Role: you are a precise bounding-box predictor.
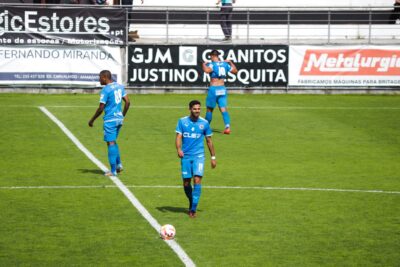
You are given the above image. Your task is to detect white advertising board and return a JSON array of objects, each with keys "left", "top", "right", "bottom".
[
  {"left": 289, "top": 46, "right": 400, "bottom": 87},
  {"left": 0, "top": 46, "right": 123, "bottom": 85}
]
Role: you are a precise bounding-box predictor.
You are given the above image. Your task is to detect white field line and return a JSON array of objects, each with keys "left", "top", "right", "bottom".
[
  {"left": 1, "top": 105, "right": 400, "bottom": 110},
  {"left": 1, "top": 184, "right": 400, "bottom": 195},
  {"left": 38, "top": 106, "right": 195, "bottom": 267}
]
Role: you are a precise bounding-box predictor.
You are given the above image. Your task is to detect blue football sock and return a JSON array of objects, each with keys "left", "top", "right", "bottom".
[
  {"left": 205, "top": 111, "right": 213, "bottom": 124},
  {"left": 107, "top": 144, "right": 118, "bottom": 174},
  {"left": 115, "top": 143, "right": 121, "bottom": 166},
  {"left": 222, "top": 111, "right": 231, "bottom": 128},
  {"left": 191, "top": 184, "right": 202, "bottom": 212},
  {"left": 183, "top": 185, "right": 193, "bottom": 210}
]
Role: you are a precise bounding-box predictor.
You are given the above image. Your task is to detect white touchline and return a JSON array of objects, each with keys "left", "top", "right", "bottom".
[
  {"left": 38, "top": 106, "right": 195, "bottom": 267},
  {"left": 1, "top": 184, "right": 400, "bottom": 195}
]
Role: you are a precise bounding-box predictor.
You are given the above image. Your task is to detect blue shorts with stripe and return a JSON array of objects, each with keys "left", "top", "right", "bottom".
[
  {"left": 206, "top": 85, "right": 228, "bottom": 109},
  {"left": 180, "top": 155, "right": 205, "bottom": 179},
  {"left": 103, "top": 119, "right": 123, "bottom": 142}
]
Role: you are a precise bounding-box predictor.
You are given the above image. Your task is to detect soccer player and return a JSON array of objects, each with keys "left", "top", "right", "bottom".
[
  {"left": 88, "top": 70, "right": 130, "bottom": 176},
  {"left": 175, "top": 100, "right": 216, "bottom": 218},
  {"left": 202, "top": 49, "right": 237, "bottom": 134}
]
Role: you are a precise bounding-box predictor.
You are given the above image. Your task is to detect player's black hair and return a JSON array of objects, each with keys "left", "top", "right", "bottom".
[
  {"left": 209, "top": 49, "right": 220, "bottom": 56},
  {"left": 100, "top": 70, "right": 112, "bottom": 80},
  {"left": 189, "top": 100, "right": 201, "bottom": 109}
]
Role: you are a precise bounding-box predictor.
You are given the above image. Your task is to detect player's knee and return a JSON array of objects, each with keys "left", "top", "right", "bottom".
[
  {"left": 107, "top": 141, "right": 116, "bottom": 146},
  {"left": 194, "top": 176, "right": 202, "bottom": 184},
  {"left": 183, "top": 179, "right": 191, "bottom": 187}
]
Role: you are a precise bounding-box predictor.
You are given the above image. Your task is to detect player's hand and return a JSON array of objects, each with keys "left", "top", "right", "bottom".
[
  {"left": 211, "top": 159, "right": 216, "bottom": 169},
  {"left": 177, "top": 149, "right": 184, "bottom": 158},
  {"left": 88, "top": 121, "right": 94, "bottom": 127}
]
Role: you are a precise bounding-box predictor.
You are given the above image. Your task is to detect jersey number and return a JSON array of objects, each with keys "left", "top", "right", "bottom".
[
  {"left": 218, "top": 67, "right": 226, "bottom": 77},
  {"left": 114, "top": 89, "right": 122, "bottom": 104}
]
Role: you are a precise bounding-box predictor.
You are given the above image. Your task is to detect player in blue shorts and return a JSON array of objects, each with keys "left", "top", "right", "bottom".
[
  {"left": 202, "top": 49, "right": 237, "bottom": 134},
  {"left": 175, "top": 100, "right": 216, "bottom": 218},
  {"left": 88, "top": 70, "right": 130, "bottom": 176}
]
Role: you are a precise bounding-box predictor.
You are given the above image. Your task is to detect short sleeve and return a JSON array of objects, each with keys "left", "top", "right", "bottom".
[
  {"left": 175, "top": 119, "right": 183, "bottom": 134},
  {"left": 204, "top": 122, "right": 213, "bottom": 136},
  {"left": 99, "top": 88, "right": 107, "bottom": 104},
  {"left": 121, "top": 85, "right": 127, "bottom": 97}
]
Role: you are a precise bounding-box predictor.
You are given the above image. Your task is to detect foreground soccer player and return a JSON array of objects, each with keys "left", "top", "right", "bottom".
[
  {"left": 88, "top": 70, "right": 130, "bottom": 176},
  {"left": 202, "top": 49, "right": 237, "bottom": 134},
  {"left": 175, "top": 100, "right": 216, "bottom": 218}
]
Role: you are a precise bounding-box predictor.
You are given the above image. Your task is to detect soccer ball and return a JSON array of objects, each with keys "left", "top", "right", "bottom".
[{"left": 160, "top": 224, "right": 176, "bottom": 240}]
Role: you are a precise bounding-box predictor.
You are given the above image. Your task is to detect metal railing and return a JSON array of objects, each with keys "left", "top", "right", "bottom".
[
  {"left": 1, "top": 3, "right": 399, "bottom": 44},
  {"left": 125, "top": 5, "right": 400, "bottom": 44}
]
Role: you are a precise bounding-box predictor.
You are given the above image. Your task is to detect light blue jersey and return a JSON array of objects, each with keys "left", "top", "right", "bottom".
[
  {"left": 207, "top": 61, "right": 232, "bottom": 79},
  {"left": 175, "top": 116, "right": 212, "bottom": 157},
  {"left": 99, "top": 82, "right": 126, "bottom": 122},
  {"left": 221, "top": 0, "right": 233, "bottom": 4}
]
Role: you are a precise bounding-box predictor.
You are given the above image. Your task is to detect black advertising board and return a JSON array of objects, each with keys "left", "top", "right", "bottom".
[
  {"left": 128, "top": 45, "right": 288, "bottom": 87},
  {"left": 0, "top": 6, "right": 126, "bottom": 45}
]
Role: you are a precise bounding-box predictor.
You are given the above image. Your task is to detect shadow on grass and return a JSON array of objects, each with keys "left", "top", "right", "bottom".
[
  {"left": 78, "top": 169, "right": 104, "bottom": 175},
  {"left": 212, "top": 128, "right": 223, "bottom": 134},
  {"left": 156, "top": 206, "right": 189, "bottom": 214}
]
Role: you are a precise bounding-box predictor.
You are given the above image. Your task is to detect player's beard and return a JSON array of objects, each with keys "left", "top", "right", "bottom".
[{"left": 190, "top": 111, "right": 200, "bottom": 120}]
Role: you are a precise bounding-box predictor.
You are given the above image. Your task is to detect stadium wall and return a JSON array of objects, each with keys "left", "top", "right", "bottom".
[
  {"left": 0, "top": 4, "right": 399, "bottom": 94},
  {"left": 2, "top": 44, "right": 400, "bottom": 94}
]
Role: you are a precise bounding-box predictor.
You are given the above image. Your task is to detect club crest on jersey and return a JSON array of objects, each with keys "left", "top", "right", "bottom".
[{"left": 199, "top": 124, "right": 204, "bottom": 130}]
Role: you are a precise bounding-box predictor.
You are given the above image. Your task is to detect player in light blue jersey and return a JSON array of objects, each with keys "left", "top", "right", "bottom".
[
  {"left": 202, "top": 49, "right": 237, "bottom": 134},
  {"left": 88, "top": 70, "right": 130, "bottom": 176},
  {"left": 175, "top": 100, "right": 216, "bottom": 218}
]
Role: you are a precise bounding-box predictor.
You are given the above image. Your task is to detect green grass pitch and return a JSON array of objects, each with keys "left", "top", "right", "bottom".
[{"left": 0, "top": 94, "right": 399, "bottom": 266}]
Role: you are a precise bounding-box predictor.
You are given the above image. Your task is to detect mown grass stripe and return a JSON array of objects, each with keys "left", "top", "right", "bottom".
[
  {"left": 2, "top": 184, "right": 399, "bottom": 195},
  {"left": 39, "top": 106, "right": 195, "bottom": 267}
]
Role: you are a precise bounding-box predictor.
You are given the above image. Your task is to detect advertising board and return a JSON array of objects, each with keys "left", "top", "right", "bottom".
[
  {"left": 289, "top": 46, "right": 400, "bottom": 87},
  {"left": 128, "top": 45, "right": 289, "bottom": 87},
  {"left": 0, "top": 46, "right": 123, "bottom": 85},
  {"left": 0, "top": 6, "right": 126, "bottom": 46}
]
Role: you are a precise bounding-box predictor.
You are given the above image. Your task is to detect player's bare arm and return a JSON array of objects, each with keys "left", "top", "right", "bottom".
[
  {"left": 88, "top": 103, "right": 105, "bottom": 127},
  {"left": 122, "top": 95, "right": 131, "bottom": 117},
  {"left": 225, "top": 59, "right": 238, "bottom": 74},
  {"left": 202, "top": 62, "right": 213, "bottom": 73},
  {"left": 175, "top": 133, "right": 184, "bottom": 158},
  {"left": 206, "top": 136, "right": 216, "bottom": 168}
]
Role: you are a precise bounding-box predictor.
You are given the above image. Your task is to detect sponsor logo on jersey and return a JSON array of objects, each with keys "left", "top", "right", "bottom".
[{"left": 183, "top": 132, "right": 201, "bottom": 139}]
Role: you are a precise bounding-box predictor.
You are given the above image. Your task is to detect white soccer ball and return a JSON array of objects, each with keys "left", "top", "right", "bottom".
[{"left": 160, "top": 224, "right": 176, "bottom": 240}]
